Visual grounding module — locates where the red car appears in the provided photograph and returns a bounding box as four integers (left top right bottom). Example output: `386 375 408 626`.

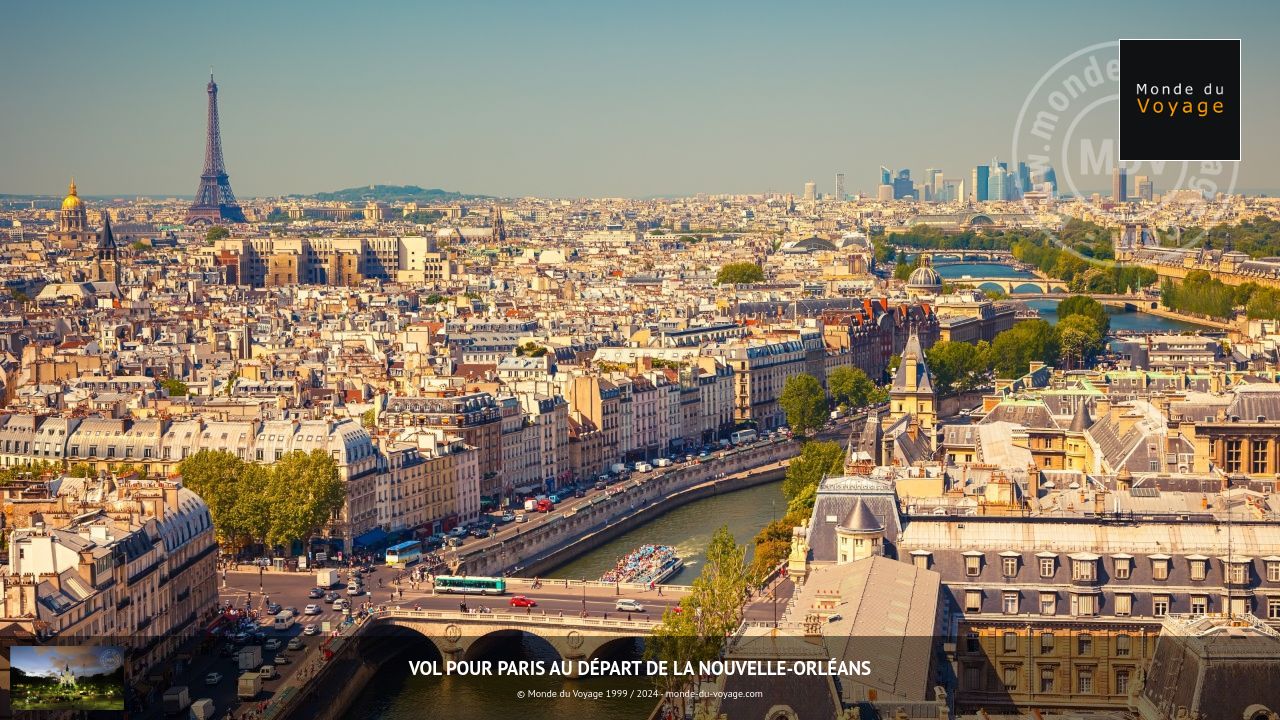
509 595 537 608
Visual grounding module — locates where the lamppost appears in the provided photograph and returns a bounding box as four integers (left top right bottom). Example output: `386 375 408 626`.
581 577 587 616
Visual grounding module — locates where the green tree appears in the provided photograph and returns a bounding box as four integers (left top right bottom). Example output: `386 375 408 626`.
926 341 992 394
69 463 95 478
361 409 376 429
647 526 750 717
990 320 1060 378
714 262 764 285
781 441 845 514
264 450 345 549
827 367 878 410
1057 314 1104 369
179 450 253 548
205 226 230 243
778 373 828 435
1057 295 1111 336
160 378 189 397
425 294 444 305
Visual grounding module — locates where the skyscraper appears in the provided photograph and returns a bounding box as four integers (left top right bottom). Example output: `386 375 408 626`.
1017 162 1031 198
892 169 914 200
1043 166 1058 193
803 182 817 203
1112 167 1127 202
880 166 892 187
1135 175 1154 201
988 165 1008 202
835 173 845 201
971 165 990 202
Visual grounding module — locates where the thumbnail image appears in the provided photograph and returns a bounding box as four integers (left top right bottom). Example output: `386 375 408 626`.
9 646 124 712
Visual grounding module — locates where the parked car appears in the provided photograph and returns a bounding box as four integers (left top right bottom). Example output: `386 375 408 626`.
509 595 537 608
205 672 223 686
514 513 527 524
615 599 644 612
501 512 515 523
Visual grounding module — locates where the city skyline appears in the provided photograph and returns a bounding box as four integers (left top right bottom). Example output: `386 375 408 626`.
1 0 1277 199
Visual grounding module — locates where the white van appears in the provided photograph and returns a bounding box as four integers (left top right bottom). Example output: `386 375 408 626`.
346 581 364 596
272 611 294 631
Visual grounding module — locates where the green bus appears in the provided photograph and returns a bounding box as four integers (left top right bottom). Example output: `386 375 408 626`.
434 575 507 595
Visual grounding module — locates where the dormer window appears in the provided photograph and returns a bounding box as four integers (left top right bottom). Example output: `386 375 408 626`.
1000 552 1020 578
1151 554 1171 581
963 551 983 577
1188 555 1209 581
1070 553 1099 581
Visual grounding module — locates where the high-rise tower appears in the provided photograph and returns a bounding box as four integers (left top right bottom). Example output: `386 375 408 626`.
185 73 246 225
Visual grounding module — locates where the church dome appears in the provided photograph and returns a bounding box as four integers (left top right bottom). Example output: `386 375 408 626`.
907 263 942 289
61 180 83 210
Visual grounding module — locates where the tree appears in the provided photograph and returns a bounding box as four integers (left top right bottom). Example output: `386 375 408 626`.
424 294 444 305
714 262 764 285
179 450 252 548
827 367 878 410
778 374 827 435
647 526 750 719
361 409 376 429
205 226 230 243
264 450 345 548
781 441 845 514
990 320 1060 378
1057 314 1104 369
926 341 991 395
160 378 189 397
1057 295 1111 336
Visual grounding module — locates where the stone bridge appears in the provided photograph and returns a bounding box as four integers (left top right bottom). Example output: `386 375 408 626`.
948 277 1070 294
891 248 1014 262
356 609 657 676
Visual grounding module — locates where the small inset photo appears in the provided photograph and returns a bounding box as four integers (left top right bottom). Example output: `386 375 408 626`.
9 645 125 713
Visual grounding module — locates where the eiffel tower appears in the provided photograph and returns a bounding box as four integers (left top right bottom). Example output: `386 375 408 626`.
185 72 246 225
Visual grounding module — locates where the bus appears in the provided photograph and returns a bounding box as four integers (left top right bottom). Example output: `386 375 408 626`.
385 540 423 567
433 576 507 595
730 429 758 445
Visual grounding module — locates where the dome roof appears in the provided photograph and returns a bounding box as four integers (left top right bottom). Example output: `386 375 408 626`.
907 264 942 288
61 180 83 211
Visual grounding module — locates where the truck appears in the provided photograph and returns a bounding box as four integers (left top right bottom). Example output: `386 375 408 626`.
610 463 627 475
237 672 262 700
237 646 263 672
655 458 671 468
535 498 553 512
188 698 215 720
635 462 653 473
317 569 340 588
523 498 537 512
162 686 191 715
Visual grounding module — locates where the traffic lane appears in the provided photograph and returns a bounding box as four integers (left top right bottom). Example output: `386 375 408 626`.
403 593 682 618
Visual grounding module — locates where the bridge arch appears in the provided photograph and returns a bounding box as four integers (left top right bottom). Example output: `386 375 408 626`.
978 281 1009 294
464 628 564 664
587 635 645 663
1012 282 1046 294
355 623 446 667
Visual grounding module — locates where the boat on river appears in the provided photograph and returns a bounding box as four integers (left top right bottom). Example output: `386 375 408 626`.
600 544 682 585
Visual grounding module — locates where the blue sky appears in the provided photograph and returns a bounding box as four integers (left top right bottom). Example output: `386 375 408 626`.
1 0 1276 198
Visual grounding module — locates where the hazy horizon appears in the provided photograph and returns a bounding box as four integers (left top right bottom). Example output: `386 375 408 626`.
2 0 1276 199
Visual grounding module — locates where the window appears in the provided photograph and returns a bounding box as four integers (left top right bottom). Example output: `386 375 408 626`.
1002 556 1019 577
1003 631 1019 652
1040 592 1057 616
1040 632 1055 654
1154 595 1170 617
1002 665 1020 691
1078 633 1093 656
1268 561 1280 583
1190 596 1208 614
1114 558 1131 579
1039 557 1055 578
1116 633 1132 657
1071 594 1096 617
965 590 982 612
1190 559 1207 581
1077 667 1094 694
1072 560 1095 581
1003 591 1020 614
965 555 982 576
963 665 982 690
1152 559 1169 580
1225 438 1243 472
1253 440 1269 474
1228 563 1248 584
1231 596 1249 616
1115 594 1132 617
1115 669 1130 694
1267 597 1280 620
1040 667 1055 693
965 632 980 653
913 554 929 570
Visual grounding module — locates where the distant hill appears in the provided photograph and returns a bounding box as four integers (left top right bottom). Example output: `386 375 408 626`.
299 185 489 203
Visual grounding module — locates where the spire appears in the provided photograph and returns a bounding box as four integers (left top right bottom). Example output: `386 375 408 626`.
68 178 77 197
839 498 882 533
98 210 115 250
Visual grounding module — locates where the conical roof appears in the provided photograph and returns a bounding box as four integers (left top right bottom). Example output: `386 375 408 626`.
839 498 882 533
1069 401 1092 432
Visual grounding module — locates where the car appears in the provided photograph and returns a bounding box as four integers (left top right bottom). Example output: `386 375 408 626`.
514 514 527 523
308 588 325 599
303 624 318 636
469 527 489 538
266 602 282 614
324 592 339 604
259 665 277 680
287 638 304 651
264 638 282 651
360 564 375 574
304 604 321 615
827 613 843 623
335 600 349 611
501 512 515 523
284 606 299 616
509 595 537 608
548 494 562 504
594 481 607 491
615 599 645 612
274 655 290 665
205 672 223 686
574 489 585 498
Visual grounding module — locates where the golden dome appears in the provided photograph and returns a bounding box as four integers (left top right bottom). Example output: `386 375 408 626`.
61 179 83 210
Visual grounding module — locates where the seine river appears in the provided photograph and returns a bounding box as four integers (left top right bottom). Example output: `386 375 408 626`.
343 480 785 720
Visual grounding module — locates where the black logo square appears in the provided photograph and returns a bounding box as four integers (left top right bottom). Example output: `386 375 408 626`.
1119 39 1240 161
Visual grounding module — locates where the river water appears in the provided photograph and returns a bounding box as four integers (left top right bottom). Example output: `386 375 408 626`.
343 479 785 720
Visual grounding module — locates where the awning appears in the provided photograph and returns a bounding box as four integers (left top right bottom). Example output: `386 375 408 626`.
353 527 388 548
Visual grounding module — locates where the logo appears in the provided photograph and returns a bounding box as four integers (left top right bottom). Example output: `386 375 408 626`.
1012 41 1238 253
99 647 124 672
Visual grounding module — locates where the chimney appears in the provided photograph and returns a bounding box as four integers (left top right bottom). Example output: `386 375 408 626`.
77 550 95 586
1095 397 1111 420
